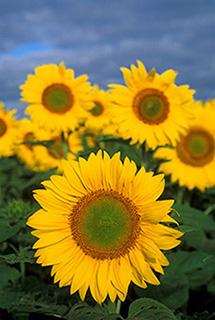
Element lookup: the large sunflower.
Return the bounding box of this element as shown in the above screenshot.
[27,150,182,304]
[0,102,18,157]
[20,63,92,132]
[85,85,111,131]
[155,102,215,190]
[109,60,195,148]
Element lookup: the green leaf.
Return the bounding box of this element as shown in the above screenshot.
[168,251,214,273]
[135,273,189,310]
[208,279,215,294]
[0,247,35,264]
[173,203,215,253]
[0,218,25,243]
[127,298,177,320]
[167,251,215,289]
[0,263,20,288]
[173,204,215,232]
[0,287,23,310]
[66,302,119,320]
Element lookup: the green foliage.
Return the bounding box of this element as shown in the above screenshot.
[127,298,177,319]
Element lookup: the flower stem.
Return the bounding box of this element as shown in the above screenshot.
[177,187,185,205]
[115,299,121,314]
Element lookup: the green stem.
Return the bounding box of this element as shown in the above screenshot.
[115,299,121,315]
[176,187,185,205]
[20,260,25,280]
[204,204,215,215]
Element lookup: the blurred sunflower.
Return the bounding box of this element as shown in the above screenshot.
[155,102,215,190]
[0,102,18,157]
[20,63,92,132]
[27,150,182,304]
[204,99,215,112]
[85,86,111,131]
[15,119,48,169]
[34,130,83,171]
[109,60,195,148]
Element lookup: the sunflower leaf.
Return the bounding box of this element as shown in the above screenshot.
[127,298,177,319]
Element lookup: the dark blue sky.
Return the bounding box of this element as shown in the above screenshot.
[0,0,215,113]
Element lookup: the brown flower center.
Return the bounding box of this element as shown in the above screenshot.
[70,190,140,260]
[48,137,65,159]
[23,132,35,150]
[42,83,73,114]
[176,128,215,167]
[0,118,7,137]
[133,88,169,124]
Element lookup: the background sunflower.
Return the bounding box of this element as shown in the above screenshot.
[109,60,195,148]
[155,101,215,190]
[20,63,93,132]
[0,103,18,157]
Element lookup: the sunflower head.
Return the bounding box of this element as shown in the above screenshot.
[20,62,93,132]
[109,60,195,148]
[155,101,215,190]
[0,102,18,157]
[0,117,7,137]
[15,119,54,170]
[27,150,182,304]
[85,85,111,131]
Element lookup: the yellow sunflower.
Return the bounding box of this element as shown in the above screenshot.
[34,130,83,171]
[27,150,182,304]
[20,62,92,132]
[15,119,48,169]
[0,102,18,157]
[109,60,195,148]
[204,99,215,112]
[155,101,215,190]
[85,85,111,131]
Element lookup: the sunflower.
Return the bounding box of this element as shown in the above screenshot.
[0,102,18,157]
[27,150,182,304]
[155,102,215,190]
[85,85,111,131]
[20,63,92,132]
[204,99,215,112]
[15,119,48,169]
[109,60,195,149]
[34,130,83,171]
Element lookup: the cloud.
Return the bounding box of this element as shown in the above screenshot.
[0,0,215,114]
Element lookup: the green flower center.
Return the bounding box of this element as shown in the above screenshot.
[42,84,73,114]
[176,128,214,167]
[133,88,169,124]
[71,190,140,259]
[188,134,210,157]
[0,118,7,137]
[90,101,104,116]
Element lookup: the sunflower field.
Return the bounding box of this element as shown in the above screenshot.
[0,61,215,320]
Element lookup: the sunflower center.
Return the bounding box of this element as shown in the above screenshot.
[42,84,73,114]
[23,132,35,150]
[133,88,169,124]
[90,101,104,116]
[71,190,140,259]
[0,118,7,137]
[176,128,215,167]
[48,138,65,159]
